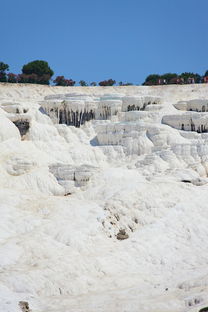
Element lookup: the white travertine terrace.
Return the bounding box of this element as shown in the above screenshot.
[1,83,208,312]
[121,95,161,111]
[41,94,162,127]
[49,163,98,192]
[162,112,208,132]
[174,99,208,112]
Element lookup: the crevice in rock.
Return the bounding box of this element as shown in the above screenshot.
[13,120,30,136]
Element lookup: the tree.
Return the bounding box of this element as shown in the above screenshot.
[0,62,9,82]
[204,70,208,77]
[180,72,201,83]
[99,79,116,86]
[22,60,54,84]
[169,77,184,84]
[90,82,97,86]
[53,76,75,86]
[0,62,9,73]
[160,73,178,84]
[143,74,160,85]
[79,80,88,86]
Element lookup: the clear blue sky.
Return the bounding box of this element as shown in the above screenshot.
[1,0,207,84]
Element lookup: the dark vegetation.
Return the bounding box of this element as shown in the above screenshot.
[119,81,134,86]
[143,72,204,85]
[53,76,75,86]
[99,79,116,86]
[199,308,208,312]
[0,62,9,82]
[0,60,53,85]
[79,80,88,86]
[1,60,208,86]
[199,307,208,312]
[21,60,54,84]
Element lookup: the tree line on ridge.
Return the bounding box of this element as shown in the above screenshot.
[1,60,208,86]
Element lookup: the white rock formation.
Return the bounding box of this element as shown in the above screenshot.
[162,112,208,132]
[175,99,208,112]
[0,83,208,312]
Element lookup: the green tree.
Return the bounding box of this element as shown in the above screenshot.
[160,73,178,83]
[180,72,201,83]
[0,62,9,72]
[143,74,160,85]
[0,61,9,82]
[79,80,88,86]
[22,60,54,84]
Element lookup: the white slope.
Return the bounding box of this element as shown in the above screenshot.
[0,83,208,312]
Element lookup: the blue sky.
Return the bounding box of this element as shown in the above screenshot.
[1,0,207,84]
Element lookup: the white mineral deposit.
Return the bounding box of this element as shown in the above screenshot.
[0,83,208,312]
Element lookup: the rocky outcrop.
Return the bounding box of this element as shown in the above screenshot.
[13,120,30,136]
[116,229,129,240]
[19,301,31,312]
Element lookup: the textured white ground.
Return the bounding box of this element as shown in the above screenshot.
[0,83,208,312]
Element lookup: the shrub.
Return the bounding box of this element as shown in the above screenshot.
[79,80,88,86]
[124,82,133,86]
[199,307,208,312]
[54,76,75,86]
[53,76,66,86]
[7,73,18,83]
[119,81,133,86]
[99,79,116,86]
[90,82,97,86]
[64,79,76,86]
